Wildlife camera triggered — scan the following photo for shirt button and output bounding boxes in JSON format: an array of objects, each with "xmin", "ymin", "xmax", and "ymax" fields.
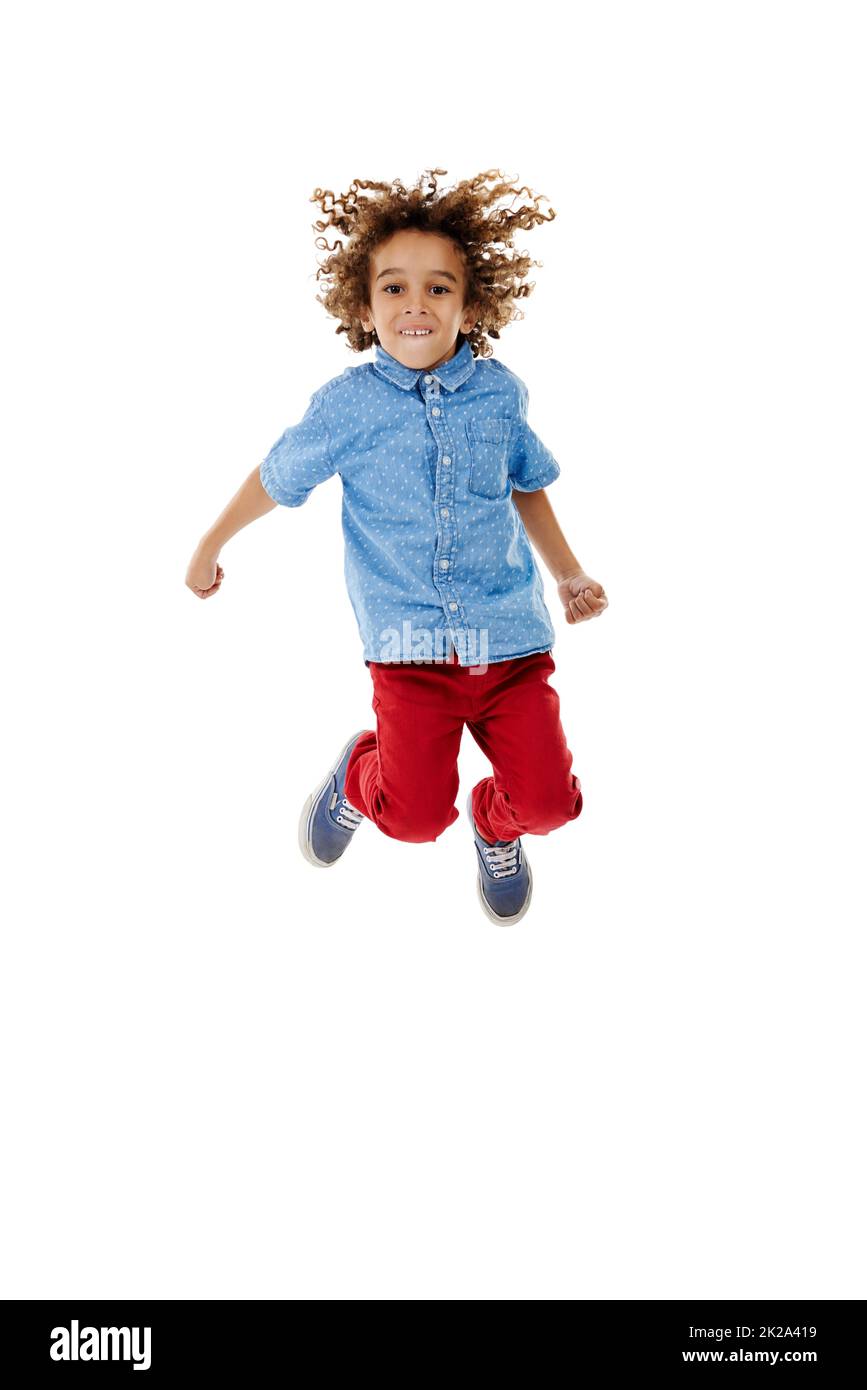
[
  {"xmin": 441, "ymin": 508, "xmax": 449, "ymax": 519},
  {"xmin": 442, "ymin": 456, "xmax": 451, "ymax": 466},
  {"xmin": 440, "ymin": 559, "xmax": 449, "ymax": 569},
  {"xmin": 432, "ymin": 406, "xmax": 441, "ymax": 416},
  {"xmin": 449, "ymin": 601, "xmax": 458, "ymax": 612},
  {"xmin": 424, "ymin": 375, "xmax": 433, "ymax": 383}
]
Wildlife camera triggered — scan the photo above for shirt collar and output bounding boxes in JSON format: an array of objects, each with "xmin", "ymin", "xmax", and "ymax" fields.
[{"xmin": 371, "ymin": 335, "xmax": 476, "ymax": 393}]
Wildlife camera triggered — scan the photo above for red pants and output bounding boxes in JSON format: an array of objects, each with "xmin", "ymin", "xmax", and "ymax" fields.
[{"xmin": 344, "ymin": 648, "xmax": 583, "ymax": 845}]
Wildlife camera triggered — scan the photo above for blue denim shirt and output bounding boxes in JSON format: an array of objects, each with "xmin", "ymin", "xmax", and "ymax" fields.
[{"xmin": 259, "ymin": 336, "xmax": 561, "ymax": 666}]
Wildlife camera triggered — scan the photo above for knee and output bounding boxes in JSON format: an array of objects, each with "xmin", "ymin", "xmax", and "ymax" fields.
[{"xmin": 508, "ymin": 775, "xmax": 583, "ymax": 836}]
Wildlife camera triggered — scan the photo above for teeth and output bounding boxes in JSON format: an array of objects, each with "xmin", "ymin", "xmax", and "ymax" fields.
[{"xmin": 401, "ymin": 329, "xmax": 431, "ymax": 336}]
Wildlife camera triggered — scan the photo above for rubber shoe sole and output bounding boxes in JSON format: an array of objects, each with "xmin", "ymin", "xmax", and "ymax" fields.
[
  {"xmin": 468, "ymin": 792, "xmax": 533, "ymax": 926},
  {"xmin": 298, "ymin": 728, "xmax": 368, "ymax": 868},
  {"xmin": 475, "ymin": 859, "xmax": 533, "ymax": 926}
]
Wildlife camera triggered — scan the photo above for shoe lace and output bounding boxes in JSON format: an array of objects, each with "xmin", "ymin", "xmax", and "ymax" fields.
[
  {"xmin": 484, "ymin": 841, "xmax": 519, "ymax": 877},
  {"xmin": 331, "ymin": 791, "xmax": 363, "ymax": 831}
]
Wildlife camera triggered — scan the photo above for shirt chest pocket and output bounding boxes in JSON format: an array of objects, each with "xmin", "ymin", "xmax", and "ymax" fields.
[{"xmin": 465, "ymin": 418, "xmax": 513, "ymax": 500}]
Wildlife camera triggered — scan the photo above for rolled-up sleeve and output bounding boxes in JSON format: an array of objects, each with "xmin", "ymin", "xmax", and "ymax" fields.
[
  {"xmin": 259, "ymin": 392, "xmax": 337, "ymax": 507},
  {"xmin": 508, "ymin": 378, "xmax": 561, "ymax": 492}
]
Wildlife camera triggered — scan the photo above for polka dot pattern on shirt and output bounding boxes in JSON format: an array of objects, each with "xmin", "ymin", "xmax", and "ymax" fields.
[{"xmin": 259, "ymin": 337, "xmax": 562, "ymax": 666}]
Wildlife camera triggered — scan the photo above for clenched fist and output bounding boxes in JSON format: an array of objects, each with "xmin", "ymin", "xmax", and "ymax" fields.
[
  {"xmin": 186, "ymin": 546, "xmax": 225, "ymax": 599},
  {"xmin": 557, "ymin": 570, "xmax": 608, "ymax": 625}
]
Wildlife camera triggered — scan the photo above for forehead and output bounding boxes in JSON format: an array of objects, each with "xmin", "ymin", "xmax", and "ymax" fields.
[{"xmin": 370, "ymin": 229, "xmax": 464, "ymax": 274}]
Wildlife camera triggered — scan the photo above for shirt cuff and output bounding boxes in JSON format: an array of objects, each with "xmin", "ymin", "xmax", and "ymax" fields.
[
  {"xmin": 509, "ymin": 459, "xmax": 561, "ymax": 492},
  {"xmin": 259, "ymin": 458, "xmax": 308, "ymax": 507}
]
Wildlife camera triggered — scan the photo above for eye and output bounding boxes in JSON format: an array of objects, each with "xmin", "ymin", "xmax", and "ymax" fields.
[{"xmin": 382, "ymin": 284, "xmax": 451, "ymax": 295}]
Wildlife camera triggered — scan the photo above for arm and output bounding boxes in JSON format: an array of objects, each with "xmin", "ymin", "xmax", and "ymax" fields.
[
  {"xmin": 201, "ymin": 465, "xmax": 277, "ymax": 549},
  {"xmin": 511, "ymin": 487, "xmax": 582, "ymax": 582},
  {"xmin": 511, "ymin": 487, "xmax": 608, "ymax": 624},
  {"xmin": 185, "ymin": 466, "xmax": 277, "ymax": 599}
]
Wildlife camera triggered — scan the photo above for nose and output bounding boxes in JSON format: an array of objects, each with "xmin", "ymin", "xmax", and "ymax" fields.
[{"xmin": 403, "ymin": 292, "xmax": 430, "ymax": 314}]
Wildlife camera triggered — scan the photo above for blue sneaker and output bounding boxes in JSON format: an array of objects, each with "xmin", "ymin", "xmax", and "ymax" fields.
[
  {"xmin": 466, "ymin": 792, "xmax": 533, "ymax": 926},
  {"xmin": 298, "ymin": 730, "xmax": 367, "ymax": 867}
]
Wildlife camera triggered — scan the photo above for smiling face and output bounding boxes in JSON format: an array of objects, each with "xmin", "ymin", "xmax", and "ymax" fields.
[{"xmin": 359, "ymin": 228, "xmax": 478, "ymax": 370}]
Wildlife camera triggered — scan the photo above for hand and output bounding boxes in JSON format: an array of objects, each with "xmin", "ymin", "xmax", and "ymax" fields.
[
  {"xmin": 186, "ymin": 545, "xmax": 225, "ymax": 599},
  {"xmin": 557, "ymin": 570, "xmax": 608, "ymax": 625}
]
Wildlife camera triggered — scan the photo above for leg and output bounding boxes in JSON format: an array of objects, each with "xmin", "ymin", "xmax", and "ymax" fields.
[
  {"xmin": 344, "ymin": 663, "xmax": 465, "ymax": 844},
  {"xmin": 467, "ymin": 652, "xmax": 583, "ymax": 842}
]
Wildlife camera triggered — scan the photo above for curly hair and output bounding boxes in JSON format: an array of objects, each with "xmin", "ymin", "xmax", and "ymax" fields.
[{"xmin": 309, "ymin": 167, "xmax": 556, "ymax": 359}]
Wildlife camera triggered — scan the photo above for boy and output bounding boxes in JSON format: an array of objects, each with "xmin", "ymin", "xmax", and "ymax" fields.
[{"xmin": 186, "ymin": 170, "xmax": 607, "ymax": 926}]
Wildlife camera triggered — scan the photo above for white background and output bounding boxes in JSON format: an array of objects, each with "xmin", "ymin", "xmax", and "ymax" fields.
[{"xmin": 2, "ymin": 0, "xmax": 864, "ymax": 1299}]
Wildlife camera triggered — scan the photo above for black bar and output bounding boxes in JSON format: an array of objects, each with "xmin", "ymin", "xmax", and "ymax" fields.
[{"xmin": 1, "ymin": 1300, "xmax": 864, "ymax": 1377}]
